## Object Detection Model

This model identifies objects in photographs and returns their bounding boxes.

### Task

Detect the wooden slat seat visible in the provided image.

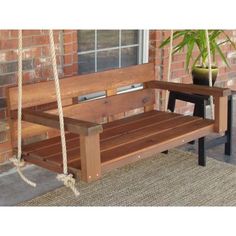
[22,110,214,178]
[6,63,230,183]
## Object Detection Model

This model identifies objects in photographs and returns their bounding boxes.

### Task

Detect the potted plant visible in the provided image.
[159,30,236,86]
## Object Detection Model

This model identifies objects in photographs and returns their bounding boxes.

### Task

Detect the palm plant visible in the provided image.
[159,30,236,71]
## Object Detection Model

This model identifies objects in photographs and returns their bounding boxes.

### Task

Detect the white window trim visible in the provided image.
[142,30,149,63]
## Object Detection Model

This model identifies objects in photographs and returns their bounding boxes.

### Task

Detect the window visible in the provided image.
[77,30,149,100]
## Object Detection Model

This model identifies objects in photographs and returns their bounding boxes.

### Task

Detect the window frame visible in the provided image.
[77,30,149,101]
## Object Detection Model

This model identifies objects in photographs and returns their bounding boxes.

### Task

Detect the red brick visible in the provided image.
[64,54,72,65]
[63,65,73,76]
[0,39,18,50]
[0,109,6,119]
[73,53,78,63]
[10,30,18,38]
[72,63,78,75]
[23,30,42,36]
[63,30,74,34]
[23,35,57,48]
[72,42,78,52]
[64,33,73,42]
[72,31,78,42]
[64,44,73,53]
[0,30,10,39]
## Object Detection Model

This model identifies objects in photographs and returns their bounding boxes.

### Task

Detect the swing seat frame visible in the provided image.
[6,63,231,182]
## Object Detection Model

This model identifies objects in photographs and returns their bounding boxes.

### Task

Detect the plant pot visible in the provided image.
[191,66,219,86]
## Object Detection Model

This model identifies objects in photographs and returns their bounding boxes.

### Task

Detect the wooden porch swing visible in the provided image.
[6,30,231,196]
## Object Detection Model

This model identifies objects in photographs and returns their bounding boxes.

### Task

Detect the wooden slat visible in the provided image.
[22,111,160,154]
[26,111,175,158]
[103,110,159,129]
[100,119,214,165]
[37,114,202,168]
[22,111,214,178]
[23,153,78,177]
[106,88,118,121]
[22,133,77,153]
[143,83,155,112]
[64,115,201,165]
[45,147,81,164]
[26,111,162,158]
[101,112,181,140]
[65,118,214,173]
[20,89,155,149]
[146,80,231,97]
[80,133,101,182]
[8,63,154,110]
[12,121,57,146]
[100,116,201,151]
[7,92,74,147]
[46,89,155,123]
[214,96,228,133]
[101,124,214,173]
[22,110,103,135]
[22,111,168,165]
[26,136,80,158]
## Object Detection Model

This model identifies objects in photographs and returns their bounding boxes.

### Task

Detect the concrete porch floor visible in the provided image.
[1,102,235,206]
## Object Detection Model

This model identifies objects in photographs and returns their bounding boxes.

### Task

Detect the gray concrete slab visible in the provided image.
[0,165,62,206]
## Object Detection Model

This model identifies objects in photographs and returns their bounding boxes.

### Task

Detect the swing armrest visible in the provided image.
[146,80,231,97]
[146,80,231,133]
[22,110,103,136]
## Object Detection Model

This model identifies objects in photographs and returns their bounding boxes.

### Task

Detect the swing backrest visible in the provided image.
[6,63,156,147]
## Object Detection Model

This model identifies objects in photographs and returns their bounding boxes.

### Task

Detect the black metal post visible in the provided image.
[167,92,176,112]
[225,95,233,155]
[198,137,206,166]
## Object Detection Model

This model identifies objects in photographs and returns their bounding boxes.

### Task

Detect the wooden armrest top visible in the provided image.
[146,81,231,97]
[22,110,103,136]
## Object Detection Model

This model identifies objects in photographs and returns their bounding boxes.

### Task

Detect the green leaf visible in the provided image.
[225,34,236,50]
[159,29,234,71]
[215,43,230,67]
[185,38,195,71]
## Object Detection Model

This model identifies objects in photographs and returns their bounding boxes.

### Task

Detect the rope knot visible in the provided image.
[9,157,25,168]
[57,174,80,197]
[9,156,36,187]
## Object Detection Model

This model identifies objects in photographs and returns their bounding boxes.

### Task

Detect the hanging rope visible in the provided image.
[48,30,79,196]
[9,30,36,187]
[205,30,215,119]
[165,30,173,111]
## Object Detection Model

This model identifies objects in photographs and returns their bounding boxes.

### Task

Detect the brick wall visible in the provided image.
[1,29,236,163]
[0,30,78,162]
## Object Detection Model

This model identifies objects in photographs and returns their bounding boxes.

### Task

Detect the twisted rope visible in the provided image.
[57,174,80,196]
[11,30,36,187]
[205,30,215,119]
[49,30,79,196]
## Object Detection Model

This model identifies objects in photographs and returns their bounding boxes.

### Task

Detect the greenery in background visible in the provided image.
[159,30,236,71]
